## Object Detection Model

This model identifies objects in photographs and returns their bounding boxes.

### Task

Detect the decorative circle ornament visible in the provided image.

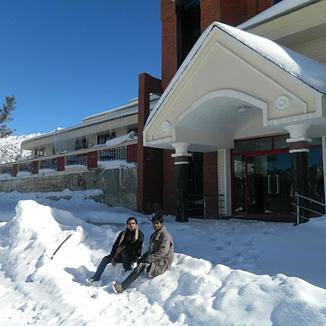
[274,95,290,111]
[161,120,171,133]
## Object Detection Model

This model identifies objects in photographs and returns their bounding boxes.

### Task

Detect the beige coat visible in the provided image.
[143,225,174,277]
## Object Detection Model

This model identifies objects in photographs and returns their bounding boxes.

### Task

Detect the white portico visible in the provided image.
[143,22,326,220]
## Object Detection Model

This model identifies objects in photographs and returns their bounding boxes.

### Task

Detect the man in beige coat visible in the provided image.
[113,213,174,293]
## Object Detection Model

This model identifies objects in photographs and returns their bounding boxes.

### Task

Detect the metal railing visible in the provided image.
[66,153,88,166]
[99,146,127,161]
[291,192,326,225]
[40,158,57,170]
[0,140,136,178]
[188,193,225,219]
[19,162,32,172]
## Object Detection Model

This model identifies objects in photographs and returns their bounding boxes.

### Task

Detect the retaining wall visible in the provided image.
[0,167,137,210]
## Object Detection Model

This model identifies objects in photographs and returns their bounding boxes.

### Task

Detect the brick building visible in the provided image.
[141,0,326,222]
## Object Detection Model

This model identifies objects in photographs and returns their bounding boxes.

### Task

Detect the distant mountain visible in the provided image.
[0,134,40,164]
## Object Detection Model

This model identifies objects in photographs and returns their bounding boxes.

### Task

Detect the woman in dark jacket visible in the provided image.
[90,217,144,283]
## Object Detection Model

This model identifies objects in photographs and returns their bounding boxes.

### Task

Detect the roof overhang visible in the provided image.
[143,23,326,152]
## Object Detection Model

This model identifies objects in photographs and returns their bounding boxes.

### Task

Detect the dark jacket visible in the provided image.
[142,225,174,277]
[110,228,144,260]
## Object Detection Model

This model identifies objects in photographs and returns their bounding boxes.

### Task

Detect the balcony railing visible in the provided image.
[0,139,137,179]
[99,147,127,161]
[40,158,57,170]
[66,154,88,166]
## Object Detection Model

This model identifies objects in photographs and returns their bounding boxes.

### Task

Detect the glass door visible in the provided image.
[232,136,324,218]
[246,153,291,215]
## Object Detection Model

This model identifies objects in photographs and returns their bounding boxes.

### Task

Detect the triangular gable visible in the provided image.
[144,22,326,150]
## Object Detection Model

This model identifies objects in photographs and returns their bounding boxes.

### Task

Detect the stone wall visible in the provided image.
[0,167,137,210]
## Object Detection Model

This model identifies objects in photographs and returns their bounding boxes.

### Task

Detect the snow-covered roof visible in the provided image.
[23,95,160,145]
[219,22,326,94]
[147,21,326,126]
[22,95,158,145]
[238,0,320,30]
[84,94,159,123]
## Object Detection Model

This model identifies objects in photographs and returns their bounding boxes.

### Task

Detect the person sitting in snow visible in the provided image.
[113,212,174,293]
[89,217,144,284]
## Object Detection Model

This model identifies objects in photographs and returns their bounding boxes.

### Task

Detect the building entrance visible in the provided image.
[232,135,324,219]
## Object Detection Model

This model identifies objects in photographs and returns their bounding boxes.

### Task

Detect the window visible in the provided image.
[128,128,138,136]
[97,132,116,145]
[34,148,45,157]
[176,0,201,67]
[75,137,88,150]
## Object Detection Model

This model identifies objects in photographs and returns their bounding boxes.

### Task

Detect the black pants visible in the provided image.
[92,251,136,281]
[121,263,149,290]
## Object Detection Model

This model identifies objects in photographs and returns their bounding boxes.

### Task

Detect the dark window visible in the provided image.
[176,0,201,67]
[75,137,88,150]
[272,0,283,4]
[97,132,116,145]
[128,128,138,135]
[34,148,45,157]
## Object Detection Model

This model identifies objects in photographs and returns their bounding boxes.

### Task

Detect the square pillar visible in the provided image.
[87,151,98,169]
[31,161,39,174]
[57,156,65,172]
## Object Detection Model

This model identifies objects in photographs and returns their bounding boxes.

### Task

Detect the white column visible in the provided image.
[285,124,311,152]
[171,142,191,162]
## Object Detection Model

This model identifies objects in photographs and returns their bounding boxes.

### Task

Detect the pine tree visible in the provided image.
[0,96,15,138]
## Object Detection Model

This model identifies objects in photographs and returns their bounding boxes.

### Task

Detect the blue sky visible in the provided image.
[0,1,161,135]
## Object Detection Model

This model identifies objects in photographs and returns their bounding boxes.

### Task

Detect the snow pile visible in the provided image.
[104,130,137,147]
[98,159,136,170]
[0,134,40,164]
[0,189,104,222]
[217,22,326,94]
[0,193,325,325]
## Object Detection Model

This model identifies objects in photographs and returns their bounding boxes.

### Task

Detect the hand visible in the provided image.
[137,256,147,265]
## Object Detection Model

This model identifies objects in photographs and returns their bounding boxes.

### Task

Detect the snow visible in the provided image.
[0,134,40,164]
[238,0,317,30]
[38,168,56,175]
[0,190,325,325]
[217,22,326,94]
[104,130,137,147]
[98,160,136,170]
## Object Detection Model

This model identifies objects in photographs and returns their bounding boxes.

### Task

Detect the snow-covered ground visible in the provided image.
[0,190,325,325]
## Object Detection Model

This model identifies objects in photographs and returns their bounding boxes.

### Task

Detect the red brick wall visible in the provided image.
[201,0,273,31]
[137,73,163,213]
[127,144,138,163]
[200,0,222,31]
[57,156,65,172]
[31,161,39,174]
[12,164,18,177]
[161,0,273,87]
[87,151,98,169]
[203,152,218,217]
[161,0,178,89]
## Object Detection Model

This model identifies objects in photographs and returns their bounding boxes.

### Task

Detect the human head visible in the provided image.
[126,217,138,231]
[151,213,164,231]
